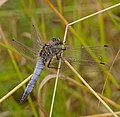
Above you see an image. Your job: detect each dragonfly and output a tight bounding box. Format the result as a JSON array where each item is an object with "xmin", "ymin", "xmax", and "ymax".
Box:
[{"xmin": 12, "ymin": 25, "xmax": 109, "ymax": 103}]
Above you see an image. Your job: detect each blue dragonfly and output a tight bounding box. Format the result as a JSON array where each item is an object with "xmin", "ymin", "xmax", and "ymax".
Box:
[{"xmin": 12, "ymin": 25, "xmax": 109, "ymax": 103}]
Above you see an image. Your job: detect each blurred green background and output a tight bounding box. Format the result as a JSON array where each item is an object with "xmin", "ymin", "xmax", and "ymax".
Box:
[{"xmin": 0, "ymin": 0, "xmax": 120, "ymax": 117}]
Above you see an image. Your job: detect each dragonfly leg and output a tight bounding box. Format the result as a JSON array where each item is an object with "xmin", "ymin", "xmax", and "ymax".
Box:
[
  {"xmin": 56, "ymin": 54, "xmax": 61, "ymax": 60},
  {"xmin": 55, "ymin": 50, "xmax": 63, "ymax": 60},
  {"xmin": 47, "ymin": 57, "xmax": 61, "ymax": 69},
  {"xmin": 47, "ymin": 48, "xmax": 65, "ymax": 69}
]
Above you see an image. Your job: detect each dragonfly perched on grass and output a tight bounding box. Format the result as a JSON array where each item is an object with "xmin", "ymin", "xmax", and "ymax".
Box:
[{"xmin": 12, "ymin": 25, "xmax": 110, "ymax": 103}]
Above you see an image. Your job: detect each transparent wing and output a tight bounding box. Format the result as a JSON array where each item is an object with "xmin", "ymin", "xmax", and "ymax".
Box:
[
  {"xmin": 11, "ymin": 39, "xmax": 38, "ymax": 62},
  {"xmin": 10, "ymin": 25, "xmax": 44, "ymax": 61},
  {"xmin": 50, "ymin": 45, "xmax": 112, "ymax": 72},
  {"xmin": 31, "ymin": 24, "xmax": 44, "ymax": 51},
  {"xmin": 64, "ymin": 45, "xmax": 111, "ymax": 63}
]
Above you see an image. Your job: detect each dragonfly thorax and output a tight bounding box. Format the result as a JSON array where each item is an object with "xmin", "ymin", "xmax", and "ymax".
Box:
[{"xmin": 39, "ymin": 37, "xmax": 65, "ymax": 64}]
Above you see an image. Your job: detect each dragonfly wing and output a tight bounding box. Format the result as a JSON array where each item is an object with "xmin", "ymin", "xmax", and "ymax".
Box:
[
  {"xmin": 63, "ymin": 45, "xmax": 112, "ymax": 71},
  {"xmin": 11, "ymin": 39, "xmax": 38, "ymax": 62},
  {"xmin": 31, "ymin": 25, "xmax": 44, "ymax": 51},
  {"xmin": 64, "ymin": 45, "xmax": 112, "ymax": 64},
  {"xmin": 49, "ymin": 45, "xmax": 112, "ymax": 71}
]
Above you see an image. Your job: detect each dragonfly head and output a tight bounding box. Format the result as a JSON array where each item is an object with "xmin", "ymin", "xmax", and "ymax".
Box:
[
  {"xmin": 52, "ymin": 37, "xmax": 63, "ymax": 45},
  {"xmin": 52, "ymin": 37, "xmax": 60, "ymax": 41}
]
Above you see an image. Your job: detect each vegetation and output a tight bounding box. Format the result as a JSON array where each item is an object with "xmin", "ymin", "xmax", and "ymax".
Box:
[{"xmin": 0, "ymin": 0, "xmax": 120, "ymax": 117}]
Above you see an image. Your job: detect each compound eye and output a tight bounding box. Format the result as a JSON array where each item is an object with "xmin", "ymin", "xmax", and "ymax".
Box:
[
  {"xmin": 52, "ymin": 37, "xmax": 61, "ymax": 43},
  {"xmin": 52, "ymin": 37, "xmax": 56, "ymax": 41},
  {"xmin": 55, "ymin": 38, "xmax": 60, "ymax": 42}
]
